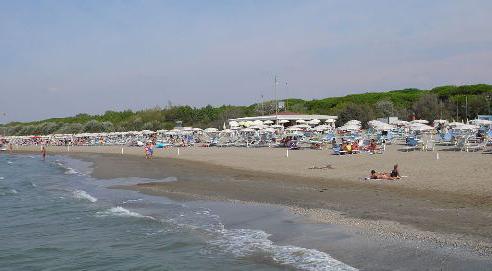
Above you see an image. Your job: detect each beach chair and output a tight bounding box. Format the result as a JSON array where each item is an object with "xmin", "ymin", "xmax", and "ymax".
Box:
[
  {"xmin": 332, "ymin": 146, "xmax": 347, "ymax": 155},
  {"xmin": 439, "ymin": 132, "xmax": 454, "ymax": 146},
  {"xmin": 454, "ymin": 136, "xmax": 468, "ymax": 151},
  {"xmin": 405, "ymin": 138, "xmax": 419, "ymax": 152}
]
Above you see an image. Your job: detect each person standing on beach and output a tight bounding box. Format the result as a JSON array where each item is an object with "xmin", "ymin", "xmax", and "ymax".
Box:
[{"xmin": 41, "ymin": 145, "xmax": 46, "ymax": 160}]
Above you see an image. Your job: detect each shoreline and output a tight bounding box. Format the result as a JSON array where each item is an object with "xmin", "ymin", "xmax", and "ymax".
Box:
[{"xmin": 9, "ymin": 145, "xmax": 492, "ymax": 256}]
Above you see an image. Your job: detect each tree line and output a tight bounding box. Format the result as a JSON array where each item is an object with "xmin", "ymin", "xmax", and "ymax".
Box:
[{"xmin": 2, "ymin": 84, "xmax": 491, "ymax": 135}]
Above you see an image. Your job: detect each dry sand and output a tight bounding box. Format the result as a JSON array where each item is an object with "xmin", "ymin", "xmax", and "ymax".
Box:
[{"xmin": 14, "ymin": 144, "xmax": 492, "ymax": 255}]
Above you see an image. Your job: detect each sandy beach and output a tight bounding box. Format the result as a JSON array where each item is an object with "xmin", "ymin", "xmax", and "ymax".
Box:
[{"xmin": 14, "ymin": 144, "xmax": 492, "ymax": 255}]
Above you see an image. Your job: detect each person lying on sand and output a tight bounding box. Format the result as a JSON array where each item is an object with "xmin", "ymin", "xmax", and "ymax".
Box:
[{"xmin": 370, "ymin": 170, "xmax": 399, "ymax": 180}]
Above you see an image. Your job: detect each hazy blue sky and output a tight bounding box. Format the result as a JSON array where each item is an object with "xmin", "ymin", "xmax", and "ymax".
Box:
[{"xmin": 1, "ymin": 0, "xmax": 492, "ymax": 122}]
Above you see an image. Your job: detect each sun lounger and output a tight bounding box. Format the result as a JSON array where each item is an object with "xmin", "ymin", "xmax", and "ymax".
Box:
[
  {"xmin": 405, "ymin": 138, "xmax": 419, "ymax": 151},
  {"xmin": 332, "ymin": 146, "xmax": 347, "ymax": 155}
]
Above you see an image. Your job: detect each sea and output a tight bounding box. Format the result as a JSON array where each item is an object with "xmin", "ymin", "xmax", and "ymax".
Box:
[{"xmin": 0, "ymin": 154, "xmax": 358, "ymax": 271}]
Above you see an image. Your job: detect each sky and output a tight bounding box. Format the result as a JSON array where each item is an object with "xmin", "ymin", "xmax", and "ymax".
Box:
[{"xmin": 1, "ymin": 0, "xmax": 492, "ymax": 123}]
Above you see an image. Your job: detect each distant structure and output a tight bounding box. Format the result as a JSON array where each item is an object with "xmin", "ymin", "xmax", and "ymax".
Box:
[{"xmin": 478, "ymin": 115, "xmax": 492, "ymax": 121}]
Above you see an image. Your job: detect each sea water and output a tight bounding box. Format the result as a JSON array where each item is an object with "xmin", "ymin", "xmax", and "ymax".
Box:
[{"xmin": 0, "ymin": 154, "xmax": 357, "ymax": 271}]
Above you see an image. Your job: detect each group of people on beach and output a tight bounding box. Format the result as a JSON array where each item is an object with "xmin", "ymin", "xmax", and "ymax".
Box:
[
  {"xmin": 331, "ymin": 138, "xmax": 382, "ymax": 154},
  {"xmin": 369, "ymin": 164, "xmax": 401, "ymax": 180}
]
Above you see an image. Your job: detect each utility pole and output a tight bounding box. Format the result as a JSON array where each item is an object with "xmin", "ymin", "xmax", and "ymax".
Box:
[
  {"xmin": 285, "ymin": 82, "xmax": 288, "ymax": 112},
  {"xmin": 0, "ymin": 112, "xmax": 6, "ymax": 137},
  {"xmin": 261, "ymin": 94, "xmax": 264, "ymax": 116},
  {"xmin": 487, "ymin": 95, "xmax": 491, "ymax": 115},
  {"xmin": 274, "ymin": 75, "xmax": 278, "ymax": 124},
  {"xmin": 456, "ymin": 101, "xmax": 459, "ymax": 121},
  {"xmin": 465, "ymin": 96, "xmax": 468, "ymax": 122}
]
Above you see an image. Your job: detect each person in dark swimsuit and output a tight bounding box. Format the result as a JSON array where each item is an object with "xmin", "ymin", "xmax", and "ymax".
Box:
[{"xmin": 390, "ymin": 164, "xmax": 400, "ymax": 178}]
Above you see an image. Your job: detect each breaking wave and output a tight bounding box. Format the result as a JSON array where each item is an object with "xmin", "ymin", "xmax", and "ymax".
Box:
[{"xmin": 73, "ymin": 190, "xmax": 98, "ymax": 203}]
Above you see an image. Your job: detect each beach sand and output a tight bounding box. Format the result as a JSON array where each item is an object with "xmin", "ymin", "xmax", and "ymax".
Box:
[{"xmin": 14, "ymin": 144, "xmax": 492, "ymax": 255}]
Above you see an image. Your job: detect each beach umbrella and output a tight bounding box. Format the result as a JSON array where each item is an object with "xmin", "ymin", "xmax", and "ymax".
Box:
[
  {"xmin": 469, "ymin": 119, "xmax": 492, "ymax": 126},
  {"xmin": 243, "ymin": 121, "xmax": 255, "ymax": 127},
  {"xmin": 263, "ymin": 120, "xmax": 274, "ymax": 125},
  {"xmin": 229, "ymin": 120, "xmax": 239, "ymax": 127},
  {"xmin": 278, "ymin": 119, "xmax": 290, "ymax": 124},
  {"xmin": 249, "ymin": 125, "xmax": 265, "ymax": 129},
  {"xmin": 241, "ymin": 128, "xmax": 255, "ymax": 132},
  {"xmin": 263, "ymin": 128, "xmax": 276, "ymax": 133},
  {"xmin": 295, "ymin": 119, "xmax": 306, "ymax": 123},
  {"xmin": 286, "ymin": 127, "xmax": 302, "ymax": 131},
  {"xmin": 448, "ymin": 122, "xmax": 465, "ymax": 127},
  {"xmin": 338, "ymin": 124, "xmax": 360, "ymax": 131},
  {"xmin": 270, "ymin": 124, "xmax": 284, "ymax": 129},
  {"xmin": 192, "ymin": 128, "xmax": 203, "ymax": 131},
  {"xmin": 204, "ymin": 128, "xmax": 219, "ymax": 133},
  {"xmin": 253, "ymin": 120, "xmax": 264, "ymax": 125},
  {"xmin": 453, "ymin": 124, "xmax": 479, "ymax": 130},
  {"xmin": 325, "ymin": 119, "xmax": 336, "ymax": 123},
  {"xmin": 293, "ymin": 124, "xmax": 311, "ymax": 129},
  {"xmin": 308, "ymin": 119, "xmax": 321, "ymax": 125},
  {"xmin": 411, "ymin": 119, "xmax": 429, "ymax": 124},
  {"xmin": 409, "ymin": 123, "xmax": 434, "ymax": 131}
]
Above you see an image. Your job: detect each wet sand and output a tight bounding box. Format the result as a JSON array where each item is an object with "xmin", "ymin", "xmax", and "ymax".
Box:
[{"xmin": 13, "ymin": 145, "xmax": 492, "ymax": 256}]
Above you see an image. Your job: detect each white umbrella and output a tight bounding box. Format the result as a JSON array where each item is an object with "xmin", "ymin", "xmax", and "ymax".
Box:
[
  {"xmin": 448, "ymin": 122, "xmax": 465, "ymax": 127},
  {"xmin": 229, "ymin": 121, "xmax": 239, "ymax": 127},
  {"xmin": 409, "ymin": 123, "xmax": 434, "ymax": 131},
  {"xmin": 325, "ymin": 119, "xmax": 336, "ymax": 123},
  {"xmin": 204, "ymin": 128, "xmax": 219, "ymax": 133},
  {"xmin": 453, "ymin": 124, "xmax": 479, "ymax": 130},
  {"xmin": 346, "ymin": 120, "xmax": 361, "ymax": 125},
  {"xmin": 244, "ymin": 121, "xmax": 255, "ymax": 127},
  {"xmin": 338, "ymin": 124, "xmax": 360, "ymax": 131},
  {"xmin": 270, "ymin": 124, "xmax": 284, "ymax": 129},
  {"xmin": 241, "ymin": 128, "xmax": 255, "ymax": 132},
  {"xmin": 286, "ymin": 127, "xmax": 302, "ymax": 131},
  {"xmin": 278, "ymin": 119, "xmax": 290, "ymax": 124},
  {"xmin": 293, "ymin": 124, "xmax": 311, "ymax": 129},
  {"xmin": 469, "ymin": 119, "xmax": 492, "ymax": 126},
  {"xmin": 411, "ymin": 119, "xmax": 429, "ymax": 124},
  {"xmin": 249, "ymin": 125, "xmax": 265, "ymax": 129},
  {"xmin": 295, "ymin": 119, "xmax": 306, "ymax": 123},
  {"xmin": 263, "ymin": 120, "xmax": 274, "ymax": 124},
  {"xmin": 262, "ymin": 128, "xmax": 276, "ymax": 133},
  {"xmin": 308, "ymin": 119, "xmax": 321, "ymax": 125},
  {"xmin": 314, "ymin": 125, "xmax": 330, "ymax": 130}
]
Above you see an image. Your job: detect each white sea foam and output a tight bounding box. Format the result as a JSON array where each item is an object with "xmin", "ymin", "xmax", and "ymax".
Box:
[
  {"xmin": 10, "ymin": 189, "xmax": 18, "ymax": 194},
  {"xmin": 122, "ymin": 198, "xmax": 144, "ymax": 204},
  {"xmin": 7, "ymin": 161, "xmax": 13, "ymax": 165},
  {"xmin": 73, "ymin": 190, "xmax": 98, "ymax": 203},
  {"xmin": 64, "ymin": 167, "xmax": 79, "ymax": 175},
  {"xmin": 96, "ymin": 207, "xmax": 156, "ymax": 220},
  {"xmin": 0, "ymin": 177, "xmax": 4, "ymax": 180},
  {"xmin": 209, "ymin": 228, "xmax": 358, "ymax": 271}
]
